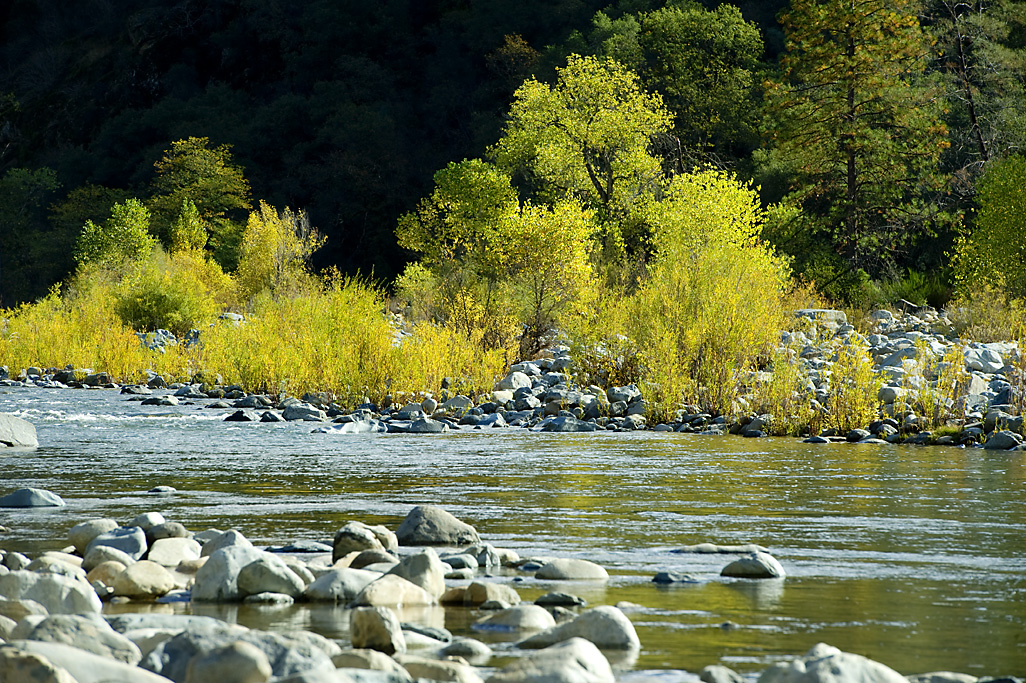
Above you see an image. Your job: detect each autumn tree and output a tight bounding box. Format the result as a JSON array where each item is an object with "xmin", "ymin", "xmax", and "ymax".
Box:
[
  {"xmin": 74, "ymin": 198, "xmax": 157, "ymax": 271},
  {"xmin": 764, "ymin": 0, "xmax": 949, "ymax": 294},
  {"xmin": 237, "ymin": 201, "xmax": 325, "ymax": 301},
  {"xmin": 491, "ymin": 54, "xmax": 671, "ymax": 265}
]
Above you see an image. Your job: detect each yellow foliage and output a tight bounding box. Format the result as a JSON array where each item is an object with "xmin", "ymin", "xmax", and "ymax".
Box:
[{"xmin": 236, "ymin": 201, "xmax": 324, "ymax": 301}]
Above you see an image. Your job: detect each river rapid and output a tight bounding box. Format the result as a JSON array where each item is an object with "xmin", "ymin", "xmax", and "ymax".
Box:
[{"xmin": 1, "ymin": 386, "xmax": 1024, "ymax": 678}]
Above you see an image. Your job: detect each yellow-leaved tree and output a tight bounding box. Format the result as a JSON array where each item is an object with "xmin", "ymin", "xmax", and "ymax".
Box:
[{"xmin": 236, "ymin": 201, "xmax": 325, "ymax": 302}]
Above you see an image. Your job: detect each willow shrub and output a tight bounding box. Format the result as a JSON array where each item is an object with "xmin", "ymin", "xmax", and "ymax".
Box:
[
  {"xmin": 632, "ymin": 241, "xmax": 789, "ymax": 421},
  {"xmin": 0, "ymin": 277, "xmax": 150, "ymax": 382},
  {"xmin": 820, "ymin": 341, "xmax": 881, "ymax": 434}
]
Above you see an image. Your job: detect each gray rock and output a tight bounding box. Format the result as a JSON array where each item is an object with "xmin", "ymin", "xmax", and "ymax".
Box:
[
  {"xmin": 408, "ymin": 417, "xmax": 448, "ymax": 433},
  {"xmin": 437, "ymin": 637, "xmax": 492, "ymax": 664},
  {"xmin": 535, "ymin": 592, "xmax": 586, "ymax": 607},
  {"xmin": 283, "ymin": 402, "xmax": 328, "ymax": 422},
  {"xmin": 0, "ymin": 642, "xmax": 79, "ymax": 683},
  {"xmin": 184, "ymin": 640, "xmax": 273, "ymax": 683},
  {"xmin": 540, "ymin": 416, "xmax": 597, "ymax": 432},
  {"xmin": 130, "ymin": 512, "xmax": 166, "ymax": 531},
  {"xmin": 0, "ymin": 487, "xmax": 64, "ymax": 507},
  {"xmin": 303, "ymin": 568, "xmax": 380, "ymax": 603},
  {"xmin": 396, "ymin": 505, "xmax": 480, "ymax": 546},
  {"xmin": 758, "ymin": 642, "xmax": 907, "ymax": 683},
  {"xmin": 878, "ymin": 386, "xmax": 904, "ymax": 404},
  {"xmin": 477, "ymin": 413, "xmax": 507, "ymax": 428},
  {"xmin": 82, "ymin": 545, "xmax": 136, "ymax": 572},
  {"xmin": 0, "ymin": 571, "xmax": 102, "ymax": 614},
  {"xmin": 906, "ymin": 673, "xmax": 979, "ymax": 683},
  {"xmin": 721, "ymin": 552, "xmax": 786, "ymax": 579},
  {"xmin": 191, "ymin": 545, "xmax": 266, "ymax": 602},
  {"xmin": 489, "ymin": 637, "xmax": 614, "ymax": 683},
  {"xmin": 147, "ymin": 538, "xmax": 201, "ymax": 567},
  {"xmin": 85, "ymin": 526, "xmax": 147, "ymax": 561},
  {"xmin": 200, "ymin": 529, "xmax": 253, "ymax": 557},
  {"xmin": 702, "ymin": 664, "xmax": 745, "ymax": 683},
  {"xmin": 441, "ymin": 395, "xmax": 474, "ymax": 416},
  {"xmin": 386, "ymin": 548, "xmax": 445, "ymax": 598},
  {"xmin": 20, "ymin": 613, "xmax": 141, "ymax": 664},
  {"xmin": 517, "ymin": 605, "xmax": 640, "ymax": 650},
  {"xmin": 333, "ymin": 522, "xmax": 387, "ymax": 563},
  {"xmin": 473, "ymin": 605, "xmax": 555, "ymax": 632},
  {"xmin": 351, "ymin": 575, "xmax": 436, "ymax": 607},
  {"xmin": 497, "ymin": 372, "xmax": 532, "ymax": 391},
  {"xmin": 69, "ymin": 519, "xmax": 120, "ymax": 555},
  {"xmin": 0, "ymin": 414, "xmax": 39, "ymax": 448},
  {"xmin": 112, "ymin": 560, "xmax": 176, "ymax": 598},
  {"xmin": 351, "ymin": 607, "xmax": 406, "ymax": 655},
  {"xmin": 984, "ymin": 430, "xmax": 1022, "ymax": 450},
  {"xmin": 142, "ymin": 621, "xmax": 335, "ymax": 682},
  {"xmin": 535, "ymin": 558, "xmax": 608, "ymax": 581},
  {"xmin": 652, "ymin": 571, "xmax": 699, "ymax": 584},
  {"xmin": 10, "ymin": 639, "xmax": 171, "ymax": 682},
  {"xmin": 672, "ymin": 543, "xmax": 770, "ymax": 554},
  {"xmin": 237, "ymin": 554, "xmax": 306, "ymax": 598}
]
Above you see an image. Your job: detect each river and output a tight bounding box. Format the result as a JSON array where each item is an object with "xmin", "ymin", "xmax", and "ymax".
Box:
[{"xmin": 1, "ymin": 386, "xmax": 1023, "ymax": 678}]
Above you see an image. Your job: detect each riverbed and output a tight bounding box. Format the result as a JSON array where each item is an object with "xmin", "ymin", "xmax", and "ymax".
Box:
[{"xmin": 1, "ymin": 386, "xmax": 1023, "ymax": 677}]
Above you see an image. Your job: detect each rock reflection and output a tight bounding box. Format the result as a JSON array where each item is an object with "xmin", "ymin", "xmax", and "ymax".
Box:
[{"xmin": 724, "ymin": 578, "xmax": 785, "ymax": 609}]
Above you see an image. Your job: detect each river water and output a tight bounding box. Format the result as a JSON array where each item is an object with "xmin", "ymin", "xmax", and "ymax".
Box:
[{"xmin": 1, "ymin": 386, "xmax": 1024, "ymax": 678}]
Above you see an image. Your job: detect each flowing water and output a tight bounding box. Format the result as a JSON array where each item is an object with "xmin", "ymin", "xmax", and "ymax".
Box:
[{"xmin": 1, "ymin": 386, "xmax": 1024, "ymax": 678}]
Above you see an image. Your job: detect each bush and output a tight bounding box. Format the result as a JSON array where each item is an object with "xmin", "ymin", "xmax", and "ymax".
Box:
[{"xmin": 114, "ymin": 250, "xmax": 229, "ymax": 336}]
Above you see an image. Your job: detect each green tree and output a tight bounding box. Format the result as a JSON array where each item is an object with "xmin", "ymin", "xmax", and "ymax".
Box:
[
  {"xmin": 148, "ymin": 137, "xmax": 251, "ymax": 271},
  {"xmin": 929, "ymin": 0, "xmax": 1026, "ymax": 184},
  {"xmin": 764, "ymin": 0, "xmax": 950, "ymax": 290},
  {"xmin": 74, "ymin": 198, "xmax": 158, "ymax": 271},
  {"xmin": 952, "ymin": 154, "xmax": 1026, "ymax": 295},
  {"xmin": 588, "ymin": 2, "xmax": 764, "ymax": 167},
  {"xmin": 168, "ymin": 199, "xmax": 207, "ymax": 252},
  {"xmin": 0, "ymin": 167, "xmax": 61, "ymax": 305},
  {"xmin": 491, "ymin": 54, "xmax": 672, "ymax": 263}
]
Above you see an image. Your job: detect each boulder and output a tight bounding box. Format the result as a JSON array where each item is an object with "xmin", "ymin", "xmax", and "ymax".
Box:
[
  {"xmin": 142, "ymin": 621, "xmax": 335, "ymax": 682},
  {"xmin": 85, "ymin": 526, "xmax": 148, "ymax": 561},
  {"xmin": 906, "ymin": 674, "xmax": 979, "ymax": 683},
  {"xmin": 200, "ymin": 529, "xmax": 253, "ymax": 557},
  {"xmin": 147, "ymin": 538, "xmax": 202, "ymax": 567},
  {"xmin": 83, "ymin": 545, "xmax": 137, "ymax": 572},
  {"xmin": 437, "ymin": 638, "xmax": 492, "ymax": 664},
  {"xmin": 303, "ymin": 568, "xmax": 379, "ymax": 603},
  {"xmin": 237, "ymin": 555, "xmax": 306, "ymax": 598},
  {"xmin": 408, "ymin": 417, "xmax": 449, "ymax": 433},
  {"xmin": 386, "ymin": 548, "xmax": 446, "ymax": 598},
  {"xmin": 10, "ymin": 639, "xmax": 172, "ymax": 682},
  {"xmin": 395, "ymin": 506, "xmax": 480, "ymax": 546},
  {"xmin": 441, "ymin": 582, "xmax": 521, "ymax": 607},
  {"xmin": 86, "ymin": 561, "xmax": 127, "ymax": 587},
  {"xmin": 112, "ymin": 561, "xmax": 176, "ymax": 599},
  {"xmin": 0, "ymin": 596, "xmax": 49, "ymax": 622},
  {"xmin": 69, "ymin": 519, "xmax": 120, "ymax": 555},
  {"xmin": 191, "ymin": 545, "xmax": 266, "ymax": 602},
  {"xmin": 0, "ymin": 643, "xmax": 78, "ymax": 683},
  {"xmin": 473, "ymin": 605, "xmax": 556, "ymax": 632},
  {"xmin": 395, "ymin": 653, "xmax": 483, "ymax": 683},
  {"xmin": 702, "ymin": 665, "xmax": 745, "ymax": 683},
  {"xmin": 535, "ymin": 559, "xmax": 608, "ymax": 581},
  {"xmin": 518, "ymin": 606, "xmax": 640, "ymax": 650},
  {"xmin": 352, "ymin": 574, "xmax": 437, "ymax": 607},
  {"xmin": 184, "ymin": 640, "xmax": 273, "ymax": 683},
  {"xmin": 0, "ymin": 487, "xmax": 63, "ymax": 507},
  {"xmin": 721, "ymin": 552, "xmax": 786, "ymax": 579},
  {"xmin": 0, "ymin": 571, "xmax": 102, "ymax": 614},
  {"xmin": 497, "ymin": 372, "xmax": 532, "ymax": 391},
  {"xmin": 350, "ymin": 607, "xmax": 406, "ymax": 655},
  {"xmin": 488, "ymin": 638, "xmax": 613, "ymax": 683},
  {"xmin": 984, "ymin": 430, "xmax": 1022, "ymax": 450},
  {"xmin": 0, "ymin": 413, "xmax": 38, "ymax": 448},
  {"xmin": 758, "ymin": 643, "xmax": 907, "ymax": 683},
  {"xmin": 282, "ymin": 402, "xmax": 328, "ymax": 421},
  {"xmin": 333, "ymin": 522, "xmax": 386, "ymax": 563},
  {"xmin": 130, "ymin": 512, "xmax": 167, "ymax": 531},
  {"xmin": 331, "ymin": 649, "xmax": 412, "ymax": 680},
  {"xmin": 540, "ymin": 417, "xmax": 597, "ymax": 433},
  {"xmin": 18, "ymin": 613, "xmax": 142, "ymax": 664}
]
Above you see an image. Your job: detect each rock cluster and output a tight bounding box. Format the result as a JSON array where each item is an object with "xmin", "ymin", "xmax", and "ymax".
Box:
[{"xmin": 0, "ymin": 504, "xmax": 1006, "ymax": 683}]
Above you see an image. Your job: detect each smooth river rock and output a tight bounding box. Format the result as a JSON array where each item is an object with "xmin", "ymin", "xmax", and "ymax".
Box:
[
  {"xmin": 535, "ymin": 558, "xmax": 608, "ymax": 581},
  {"xmin": 488, "ymin": 637, "xmax": 614, "ymax": 683},
  {"xmin": 85, "ymin": 526, "xmax": 148, "ymax": 561},
  {"xmin": 720, "ymin": 552, "xmax": 786, "ymax": 579},
  {"xmin": 395, "ymin": 505, "xmax": 480, "ymax": 547},
  {"xmin": 17, "ymin": 613, "xmax": 142, "ymax": 664},
  {"xmin": 0, "ymin": 487, "xmax": 64, "ymax": 507},
  {"xmin": 517, "ymin": 606, "xmax": 640, "ymax": 650},
  {"xmin": 385, "ymin": 548, "xmax": 446, "ymax": 598},
  {"xmin": 758, "ymin": 643, "xmax": 907, "ymax": 683},
  {"xmin": 303, "ymin": 568, "xmax": 379, "ymax": 603},
  {"xmin": 350, "ymin": 606, "xmax": 406, "ymax": 655},
  {"xmin": 10, "ymin": 639, "xmax": 172, "ymax": 683},
  {"xmin": 0, "ymin": 570, "xmax": 102, "ymax": 614},
  {"xmin": 473, "ymin": 605, "xmax": 556, "ymax": 633},
  {"xmin": 0, "ymin": 413, "xmax": 38, "ymax": 448},
  {"xmin": 69, "ymin": 519, "xmax": 120, "ymax": 555}
]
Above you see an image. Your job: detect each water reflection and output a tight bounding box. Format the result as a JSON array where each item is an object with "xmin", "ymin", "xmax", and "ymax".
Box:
[{"xmin": 1, "ymin": 387, "xmax": 1024, "ymax": 675}]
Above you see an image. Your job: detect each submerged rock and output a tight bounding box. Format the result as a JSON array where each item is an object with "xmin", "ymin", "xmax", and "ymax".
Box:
[
  {"xmin": 758, "ymin": 642, "xmax": 906, "ymax": 683},
  {"xmin": 0, "ymin": 488, "xmax": 63, "ymax": 508},
  {"xmin": 721, "ymin": 552, "xmax": 786, "ymax": 579}
]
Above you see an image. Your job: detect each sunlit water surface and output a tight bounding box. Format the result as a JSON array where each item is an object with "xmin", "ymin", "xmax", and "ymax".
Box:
[{"xmin": 1, "ymin": 387, "xmax": 1023, "ymax": 678}]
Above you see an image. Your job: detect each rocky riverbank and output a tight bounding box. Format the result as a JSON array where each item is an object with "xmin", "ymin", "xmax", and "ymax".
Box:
[
  {"xmin": 0, "ymin": 504, "xmax": 1008, "ymax": 683},
  {"xmin": 3, "ymin": 305, "xmax": 1026, "ymax": 449}
]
